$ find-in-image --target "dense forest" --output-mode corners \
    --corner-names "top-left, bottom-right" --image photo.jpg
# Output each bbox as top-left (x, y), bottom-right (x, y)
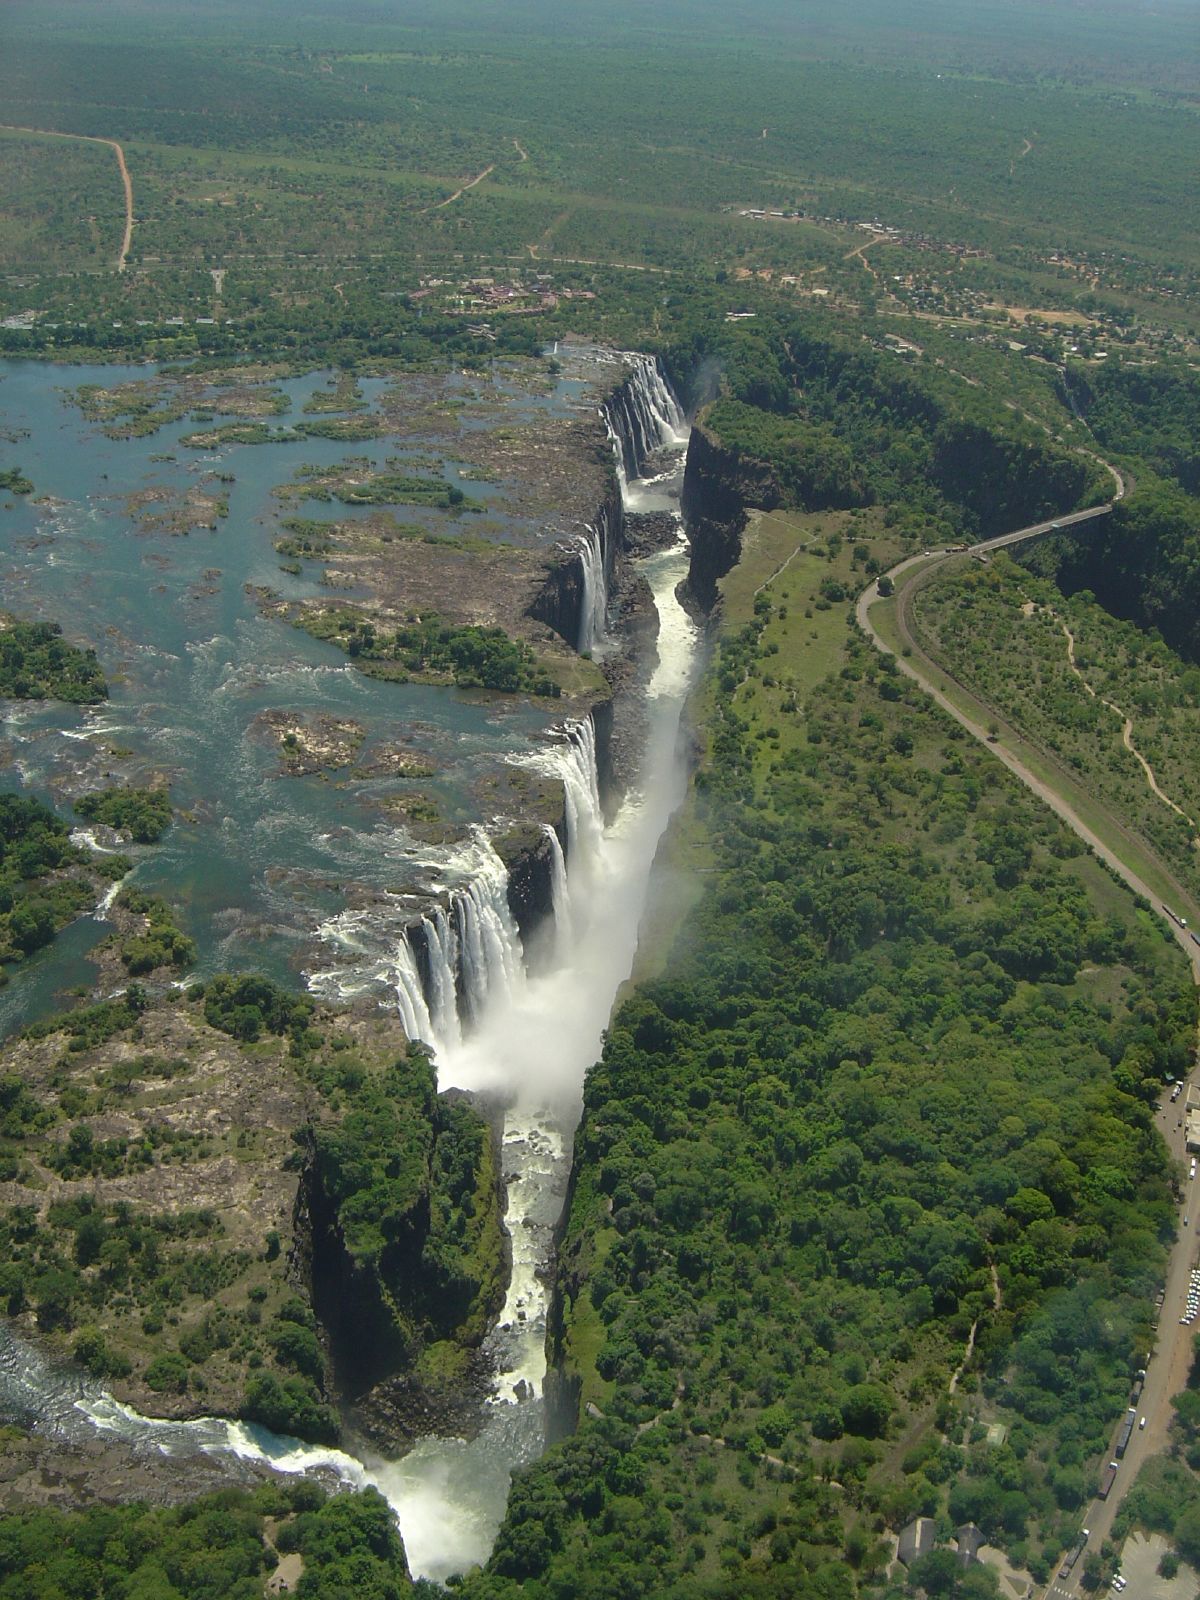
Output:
top-left (679, 315), bottom-right (1107, 534)
top-left (0, 1482), bottom-right (417, 1600)
top-left (444, 524), bottom-right (1193, 1597)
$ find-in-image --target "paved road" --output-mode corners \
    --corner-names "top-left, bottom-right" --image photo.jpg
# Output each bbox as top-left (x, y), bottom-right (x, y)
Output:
top-left (858, 506), bottom-right (1199, 1597)
top-left (972, 501), bottom-right (1113, 555)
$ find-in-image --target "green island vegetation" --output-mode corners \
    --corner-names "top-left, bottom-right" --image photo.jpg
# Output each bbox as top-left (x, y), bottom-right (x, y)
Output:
top-left (0, 977), bottom-right (503, 1447)
top-left (74, 785), bottom-right (173, 844)
top-left (0, 1481), bottom-right (416, 1600)
top-left (180, 417), bottom-right (383, 449)
top-left (442, 519), bottom-right (1194, 1598)
top-left (282, 458), bottom-right (467, 510)
top-left (275, 514), bottom-right (489, 560)
top-left (303, 370), bottom-right (368, 414)
top-left (0, 794), bottom-right (124, 971)
top-left (300, 607), bottom-right (561, 696)
top-left (112, 885), bottom-right (196, 976)
top-left (913, 557), bottom-right (1200, 908)
top-left (73, 376), bottom-right (291, 439)
top-left (0, 469), bottom-right (33, 496)
top-left (0, 617), bottom-right (107, 704)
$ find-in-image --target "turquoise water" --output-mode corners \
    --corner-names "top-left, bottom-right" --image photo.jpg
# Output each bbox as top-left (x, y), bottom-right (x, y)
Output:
top-left (0, 359), bottom-right (586, 1028)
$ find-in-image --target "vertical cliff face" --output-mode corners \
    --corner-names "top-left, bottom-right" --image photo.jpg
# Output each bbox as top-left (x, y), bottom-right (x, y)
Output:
top-left (300, 1055), bottom-right (508, 1427)
top-left (527, 486), bottom-right (625, 652)
top-left (681, 422), bottom-right (781, 608)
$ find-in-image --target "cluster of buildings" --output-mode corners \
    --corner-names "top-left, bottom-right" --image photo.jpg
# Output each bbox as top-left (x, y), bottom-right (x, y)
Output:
top-left (409, 273), bottom-right (595, 318)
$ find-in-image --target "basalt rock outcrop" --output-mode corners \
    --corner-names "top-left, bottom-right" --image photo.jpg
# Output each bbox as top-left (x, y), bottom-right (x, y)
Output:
top-left (681, 421), bottom-right (780, 608)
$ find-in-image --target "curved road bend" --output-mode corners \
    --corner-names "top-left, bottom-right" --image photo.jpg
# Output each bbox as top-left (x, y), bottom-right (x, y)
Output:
top-left (857, 507), bottom-right (1198, 1599)
top-left (0, 124), bottom-right (133, 271)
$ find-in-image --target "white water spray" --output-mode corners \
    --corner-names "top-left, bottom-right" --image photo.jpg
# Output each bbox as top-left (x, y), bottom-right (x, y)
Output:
top-left (542, 825), bottom-right (572, 952)
top-left (421, 906), bottom-right (462, 1051)
top-left (576, 523), bottom-right (608, 655)
top-left (453, 835), bottom-right (524, 1027)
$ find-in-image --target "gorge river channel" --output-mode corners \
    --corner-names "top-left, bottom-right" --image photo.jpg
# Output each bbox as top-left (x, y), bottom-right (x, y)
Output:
top-left (0, 350), bottom-right (698, 1581)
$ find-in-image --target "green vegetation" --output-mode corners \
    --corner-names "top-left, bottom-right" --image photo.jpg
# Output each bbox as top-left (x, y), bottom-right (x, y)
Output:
top-left (200, 972), bottom-right (315, 1044)
top-left (285, 459), bottom-right (466, 509)
top-left (688, 316), bottom-right (1107, 546)
top-left (0, 793), bottom-right (99, 969)
top-left (914, 556), bottom-right (1200, 910)
top-left (308, 1044), bottom-right (506, 1381)
top-left (300, 607), bottom-right (561, 696)
top-left (74, 786), bottom-right (172, 843)
top-left (0, 469), bottom-right (32, 496)
top-left (454, 540), bottom-right (1192, 1596)
top-left (0, 617), bottom-right (107, 704)
top-left (1117, 1340), bottom-right (1200, 1568)
top-left (180, 417), bottom-right (382, 448)
top-left (1068, 361), bottom-right (1200, 497)
top-left (0, 0), bottom-right (1194, 368)
top-left (0, 1481), bottom-right (413, 1600)
top-left (275, 513), bottom-right (489, 559)
top-left (1031, 470), bottom-right (1200, 664)
top-left (0, 0), bottom-right (1198, 1584)
top-left (3, 982), bottom-right (503, 1446)
top-left (113, 885), bottom-right (195, 976)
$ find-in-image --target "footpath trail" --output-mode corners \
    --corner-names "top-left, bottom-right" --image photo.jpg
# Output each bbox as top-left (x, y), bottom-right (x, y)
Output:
top-left (0, 123), bottom-right (133, 270)
top-left (858, 496), bottom-right (1200, 1600)
top-left (426, 162), bottom-right (495, 211)
top-left (1057, 615), bottom-right (1198, 834)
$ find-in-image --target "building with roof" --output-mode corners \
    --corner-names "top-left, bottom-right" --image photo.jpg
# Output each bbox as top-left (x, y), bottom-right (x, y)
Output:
top-left (897, 1517), bottom-right (937, 1567)
top-left (1186, 1086), bottom-right (1200, 1154)
top-left (955, 1523), bottom-right (984, 1568)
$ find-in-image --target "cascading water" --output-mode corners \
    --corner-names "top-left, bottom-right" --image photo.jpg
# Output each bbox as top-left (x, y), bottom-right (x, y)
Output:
top-left (453, 839), bottom-right (525, 1027)
top-left (9, 352), bottom-right (695, 1586)
top-left (309, 830), bottom-right (525, 1059)
top-left (393, 935), bottom-right (437, 1046)
top-left (421, 906), bottom-right (462, 1051)
top-left (602, 352), bottom-right (688, 487)
top-left (542, 826), bottom-right (572, 952)
top-left (576, 523), bottom-right (608, 655)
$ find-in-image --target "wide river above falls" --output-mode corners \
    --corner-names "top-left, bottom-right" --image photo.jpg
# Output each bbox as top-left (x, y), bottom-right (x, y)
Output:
top-left (0, 351), bottom-right (698, 1581)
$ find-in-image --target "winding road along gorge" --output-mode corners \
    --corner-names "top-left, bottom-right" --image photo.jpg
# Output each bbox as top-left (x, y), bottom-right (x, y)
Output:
top-left (859, 494), bottom-right (1200, 1598)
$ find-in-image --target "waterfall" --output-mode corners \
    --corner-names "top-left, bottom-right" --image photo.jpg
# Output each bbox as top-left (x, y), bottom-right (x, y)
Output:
top-left (393, 935), bottom-right (436, 1046)
top-left (421, 906), bottom-right (461, 1050)
top-left (309, 836), bottom-right (523, 1054)
top-left (39, 347), bottom-right (697, 1587)
top-left (542, 825), bottom-right (572, 952)
top-left (602, 352), bottom-right (688, 485)
top-left (453, 835), bottom-right (524, 1026)
top-left (559, 719), bottom-right (604, 867)
top-left (518, 717), bottom-right (604, 899)
top-left (576, 523), bottom-right (607, 655)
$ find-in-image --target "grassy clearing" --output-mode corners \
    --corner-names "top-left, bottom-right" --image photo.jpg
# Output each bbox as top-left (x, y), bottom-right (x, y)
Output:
top-left (866, 581), bottom-right (1200, 922)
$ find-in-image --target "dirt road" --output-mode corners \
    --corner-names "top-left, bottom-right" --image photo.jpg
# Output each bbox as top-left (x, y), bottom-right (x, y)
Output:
top-left (859, 520), bottom-right (1200, 1599)
top-left (0, 123), bottom-right (133, 270)
top-left (426, 162), bottom-right (495, 211)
